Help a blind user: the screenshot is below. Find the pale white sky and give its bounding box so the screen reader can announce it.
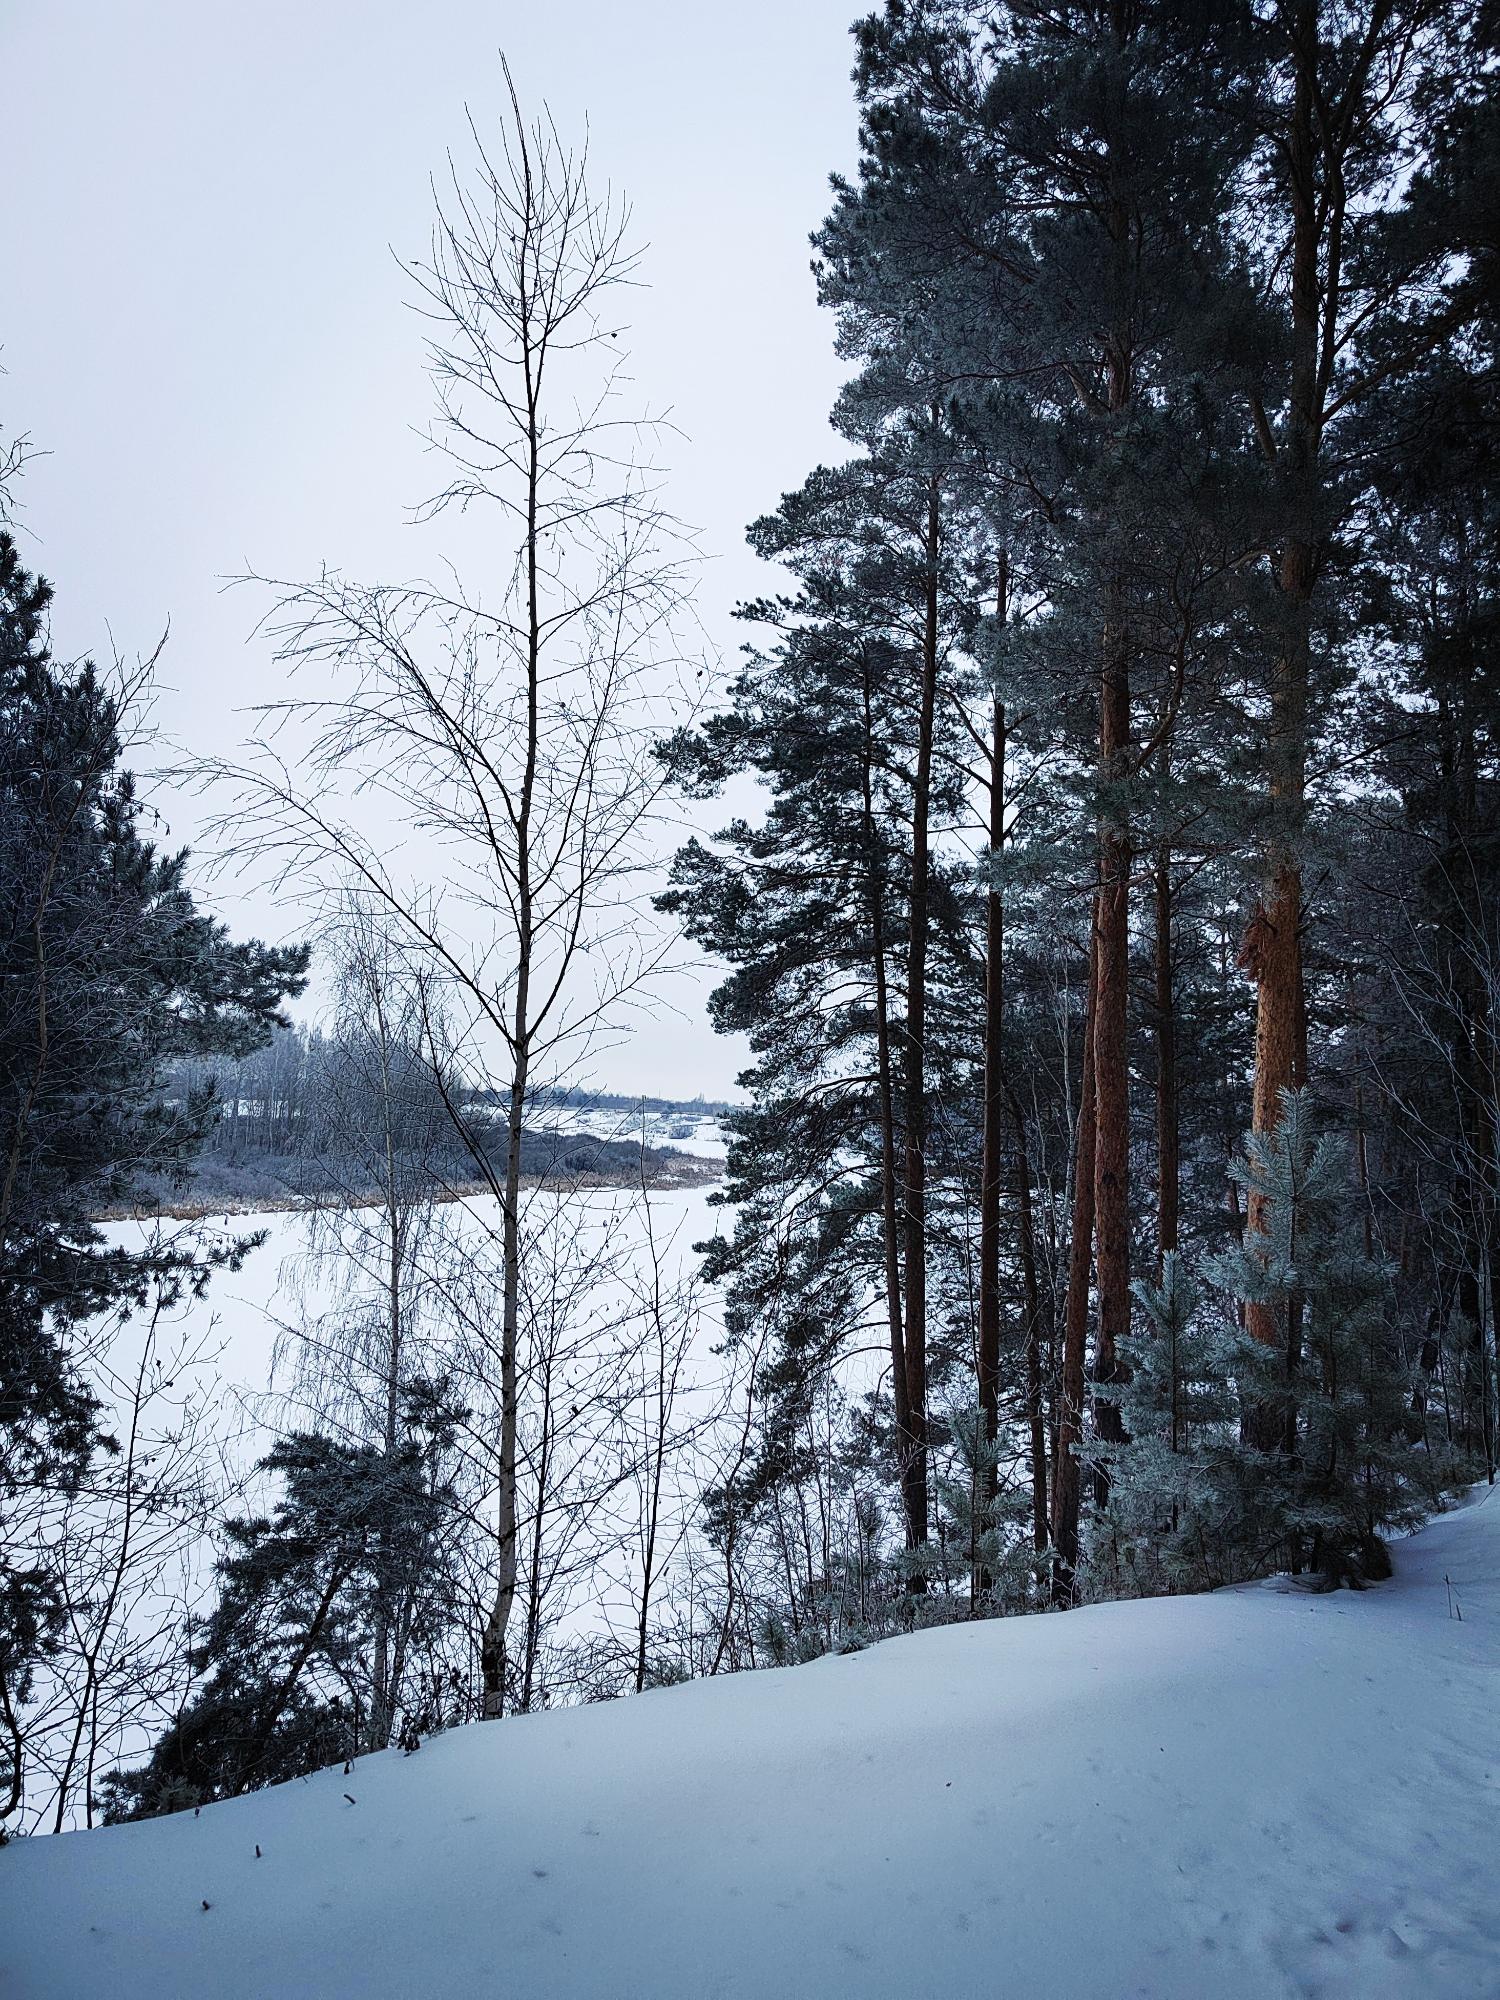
[7,0,861,1098]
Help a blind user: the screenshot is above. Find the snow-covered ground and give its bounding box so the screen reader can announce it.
[5,1486,1496,1999]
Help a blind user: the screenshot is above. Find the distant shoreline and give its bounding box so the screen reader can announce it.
[95,1154,724,1223]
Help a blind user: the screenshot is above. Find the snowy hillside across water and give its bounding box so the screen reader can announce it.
[5,1489,1496,2000]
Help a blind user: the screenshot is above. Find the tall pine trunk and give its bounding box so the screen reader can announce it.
[1052,933,1098,1600]
[900,472,942,1562]
[860,678,916,1540]
[1092,572,1133,1479]
[1154,840,1178,1273]
[1245,4,1316,1373]
[978,558,1009,1482]
[1443,696,1500,1478]
[1091,285,1135,1482]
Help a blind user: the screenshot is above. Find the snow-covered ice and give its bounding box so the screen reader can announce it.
[4,1486,1497,1998]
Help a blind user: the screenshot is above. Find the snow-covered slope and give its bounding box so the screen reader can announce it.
[5,1492,1497,2000]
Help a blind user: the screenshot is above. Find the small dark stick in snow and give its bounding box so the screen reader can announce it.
[255,1845,262,1859]
[343,1793,357,1806]
[201,1902,211,1912]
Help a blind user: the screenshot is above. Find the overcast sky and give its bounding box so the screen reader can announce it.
[7,0,862,1098]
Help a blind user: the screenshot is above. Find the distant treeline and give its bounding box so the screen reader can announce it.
[142,1025,715,1211]
[532,1087,736,1118]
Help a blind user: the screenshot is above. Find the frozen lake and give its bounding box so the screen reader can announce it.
[149,1177,727,1443]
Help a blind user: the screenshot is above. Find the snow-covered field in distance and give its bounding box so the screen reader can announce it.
[539,1104,732,1164]
[6,1488,1497,1998]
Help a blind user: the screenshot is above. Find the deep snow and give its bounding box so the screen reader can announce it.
[4,1489,1497,2000]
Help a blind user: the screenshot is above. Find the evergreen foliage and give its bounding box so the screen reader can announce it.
[933,1401,1042,1605]
[1203,1092,1433,1587]
[1110,1096,1449,1594]
[1104,1253,1244,1594]
[0,530,307,1791]
[102,1398,459,1819]
[663,0,1496,1628]
[13,7,1500,1829]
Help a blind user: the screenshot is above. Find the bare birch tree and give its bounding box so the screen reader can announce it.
[205,67,698,1717]
[7,1248,233,1832]
[268,909,452,1747]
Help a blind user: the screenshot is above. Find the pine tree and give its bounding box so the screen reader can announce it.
[102,1397,458,1818]
[1336,55,1500,1479]
[825,0,1279,1579]
[934,1401,1042,1607]
[660,422,982,1560]
[0,531,307,1810]
[1233,0,1486,1361]
[1110,1096,1454,1593]
[1106,1253,1242,1593]
[1204,1090,1436,1587]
